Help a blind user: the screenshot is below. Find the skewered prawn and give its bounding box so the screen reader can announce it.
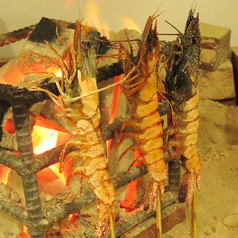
[164,9,201,205]
[22,19,116,238]
[115,11,166,213]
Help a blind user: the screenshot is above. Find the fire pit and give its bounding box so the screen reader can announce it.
[0,17,181,238]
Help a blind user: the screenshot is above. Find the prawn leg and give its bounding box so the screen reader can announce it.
[22,18,116,238]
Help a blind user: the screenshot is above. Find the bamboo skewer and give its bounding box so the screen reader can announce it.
[191,189,196,238]
[156,189,162,238]
[109,206,115,238]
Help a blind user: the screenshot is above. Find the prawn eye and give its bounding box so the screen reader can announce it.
[82,40,92,49]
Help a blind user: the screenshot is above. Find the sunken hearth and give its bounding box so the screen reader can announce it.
[0,17,181,238]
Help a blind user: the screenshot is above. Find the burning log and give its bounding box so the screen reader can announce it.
[0,24,36,47]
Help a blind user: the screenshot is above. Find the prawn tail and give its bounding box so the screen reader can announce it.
[143,179,164,213]
[178,170,200,206]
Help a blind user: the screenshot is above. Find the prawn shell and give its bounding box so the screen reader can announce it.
[82,156,107,177]
[94,180,117,205]
[146,160,167,182]
[137,110,162,130]
[143,149,164,166]
[136,94,158,118]
[88,169,109,188]
[136,123,163,141]
[140,136,163,153]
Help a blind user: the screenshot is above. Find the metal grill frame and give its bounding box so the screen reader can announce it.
[0,81,180,238]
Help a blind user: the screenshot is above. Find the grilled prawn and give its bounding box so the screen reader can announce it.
[165,9,201,205]
[115,12,166,213]
[22,20,116,238]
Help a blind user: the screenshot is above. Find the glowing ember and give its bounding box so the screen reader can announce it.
[49,163,66,185]
[108,76,122,125]
[107,76,122,157]
[3,119,15,135]
[120,178,141,212]
[20,225,30,238]
[32,126,58,155]
[120,149,143,212]
[0,166,11,184]
[46,62,64,78]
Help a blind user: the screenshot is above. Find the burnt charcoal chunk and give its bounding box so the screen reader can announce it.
[28,17,60,43]
[88,31,111,55]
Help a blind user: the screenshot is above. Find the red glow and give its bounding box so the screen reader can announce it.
[120,149,143,212]
[3,119,15,135]
[120,178,141,212]
[107,76,122,157]
[0,166,11,184]
[20,225,30,238]
[108,76,122,124]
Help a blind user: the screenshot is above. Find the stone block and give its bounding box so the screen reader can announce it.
[199,22,231,71]
[231,46,238,70]
[199,59,235,100]
[161,203,186,234]
[231,47,238,104]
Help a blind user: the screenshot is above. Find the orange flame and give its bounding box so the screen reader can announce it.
[85,0,110,38]
[32,125,69,185]
[30,61,69,185]
[120,149,143,212]
[0,166,11,184]
[20,225,30,238]
[121,16,141,33]
[32,126,58,155]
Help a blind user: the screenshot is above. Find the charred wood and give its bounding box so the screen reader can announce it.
[0,19,73,47]
[112,191,177,238]
[96,61,124,82]
[0,24,36,47]
[44,166,176,229]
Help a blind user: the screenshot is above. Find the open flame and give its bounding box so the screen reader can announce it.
[120,149,143,212]
[32,125,70,185]
[1,118,71,186]
[121,16,141,33]
[0,166,11,185]
[19,225,30,238]
[32,126,58,155]
[85,0,110,38]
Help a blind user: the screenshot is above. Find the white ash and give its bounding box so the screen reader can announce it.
[0,183,23,238]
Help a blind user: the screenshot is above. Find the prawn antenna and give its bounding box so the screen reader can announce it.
[156,90,175,126]
[76,0,81,19]
[165,20,183,36]
[191,0,197,12]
